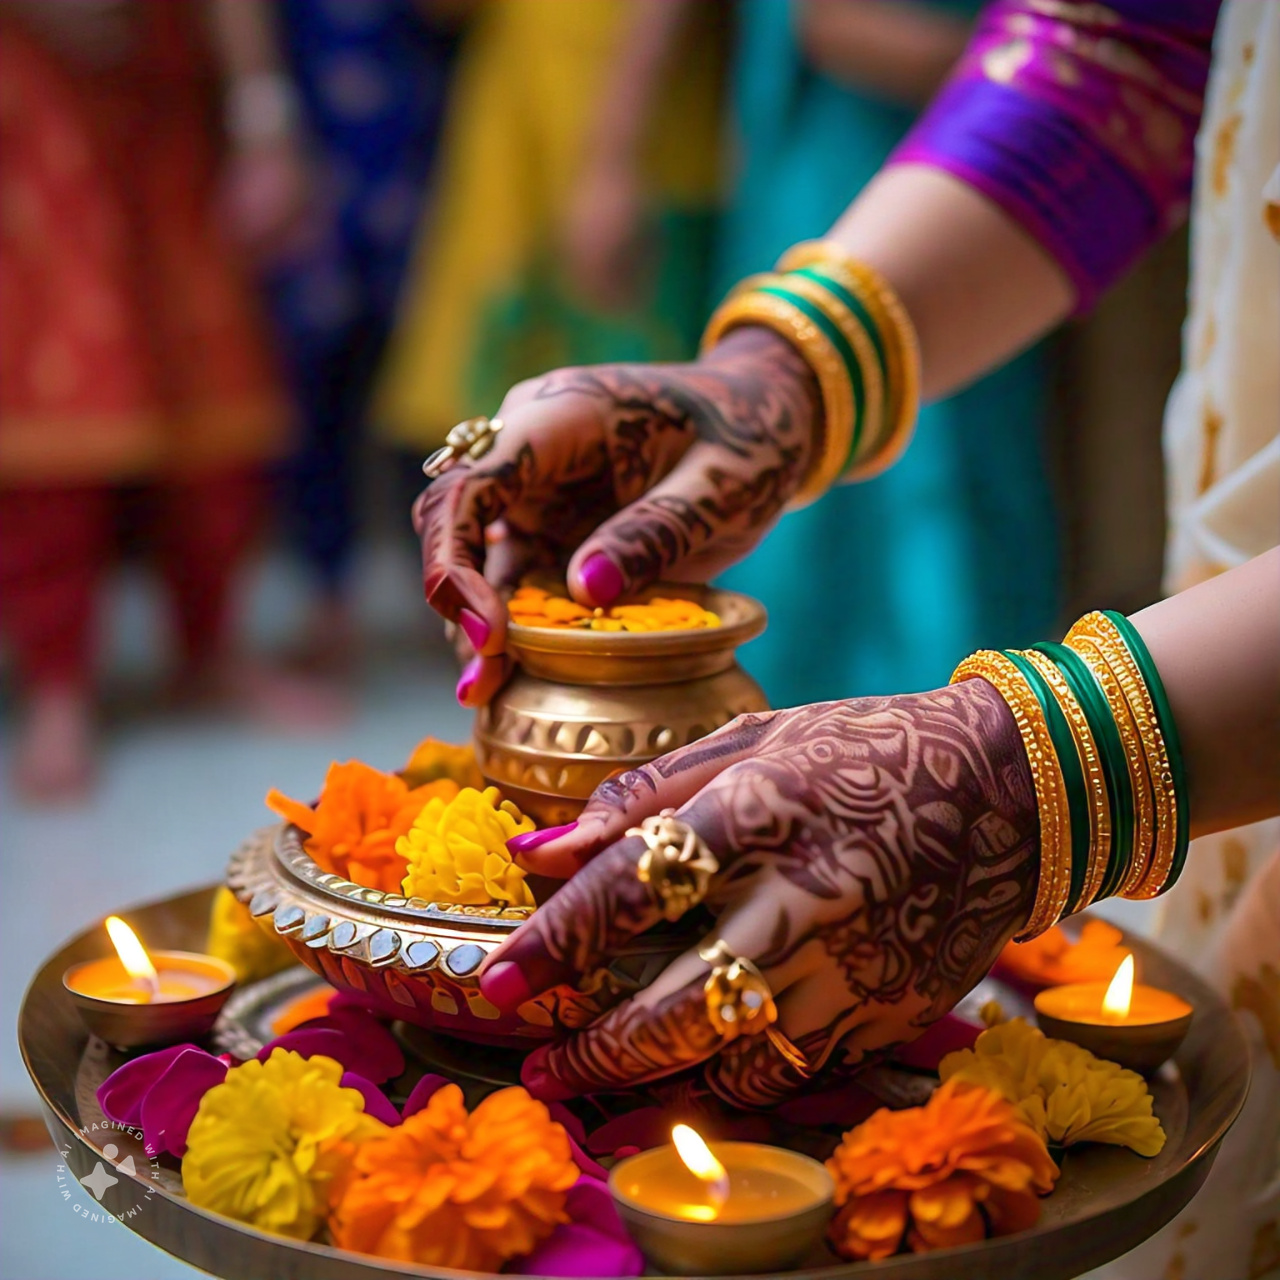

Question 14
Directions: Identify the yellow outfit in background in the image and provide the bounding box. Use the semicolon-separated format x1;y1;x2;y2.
375;0;723;450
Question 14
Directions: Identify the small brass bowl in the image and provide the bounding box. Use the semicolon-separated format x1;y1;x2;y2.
63;952;235;1049
479;584;769;824
227;823;696;1047
609;1141;834;1275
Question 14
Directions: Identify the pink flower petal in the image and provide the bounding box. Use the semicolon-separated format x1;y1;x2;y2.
400;1073;451;1119
340;1073;401;1127
513;1177;644;1276
141;1050;229;1158
262;1012;404;1084
892;1013;982;1072
776;1079;881;1128
585;1106;672;1156
97;1044;202;1128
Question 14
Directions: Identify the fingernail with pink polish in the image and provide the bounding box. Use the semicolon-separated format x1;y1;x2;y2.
579;553;624;606
480;960;532;1011
455;656;482;704
521;1053;574;1102
507;822;578;855
459;607;489;652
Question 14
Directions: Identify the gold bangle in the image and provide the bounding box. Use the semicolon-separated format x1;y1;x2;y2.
951;651;1073;939
763;271;885;475
701;286;854;508
1063;634;1156;898
1019;648;1112;909
776;241;920;481
1065;614;1178;898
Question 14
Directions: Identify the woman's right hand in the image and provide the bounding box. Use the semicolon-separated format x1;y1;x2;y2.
412;328;822;705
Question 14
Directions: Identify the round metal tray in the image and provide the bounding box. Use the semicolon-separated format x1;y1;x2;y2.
19;884;1249;1280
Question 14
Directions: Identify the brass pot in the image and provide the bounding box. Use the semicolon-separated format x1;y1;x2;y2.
476;586;770;824
226;824;693;1047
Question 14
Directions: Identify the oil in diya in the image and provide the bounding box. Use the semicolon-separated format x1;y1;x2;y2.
1035;954;1193;1074
608;1124;834;1275
63;917;235;1049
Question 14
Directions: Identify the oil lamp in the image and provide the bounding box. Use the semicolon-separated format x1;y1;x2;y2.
1034;953;1193;1073
63;917;235;1049
608;1123;833;1274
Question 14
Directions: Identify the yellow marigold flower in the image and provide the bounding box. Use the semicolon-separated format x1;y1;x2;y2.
329;1083;578;1272
400;737;485;791
939;1018;1167;1157
206;886;295;985
182;1049;388;1240
398;786;536;907
826;1080;1058;1260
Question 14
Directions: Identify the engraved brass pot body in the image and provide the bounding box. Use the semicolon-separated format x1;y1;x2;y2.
476;586;770;824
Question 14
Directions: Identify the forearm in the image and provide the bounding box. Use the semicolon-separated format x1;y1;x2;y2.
797;0;971;107
1131;549;1280;838
584;0;697;171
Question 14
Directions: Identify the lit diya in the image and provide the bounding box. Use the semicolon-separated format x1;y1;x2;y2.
64;916;235;1049
1034;954;1193;1074
609;1123;833;1275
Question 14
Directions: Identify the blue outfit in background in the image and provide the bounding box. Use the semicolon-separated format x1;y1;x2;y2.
716;0;1060;705
268;0;457;595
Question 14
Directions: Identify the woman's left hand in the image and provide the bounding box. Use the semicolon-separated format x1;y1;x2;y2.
479;678;1039;1108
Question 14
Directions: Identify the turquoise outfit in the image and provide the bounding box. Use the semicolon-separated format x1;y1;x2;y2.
716;0;1059;706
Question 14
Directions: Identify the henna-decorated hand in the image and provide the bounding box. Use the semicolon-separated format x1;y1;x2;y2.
478;679;1039;1108
411;329;820;705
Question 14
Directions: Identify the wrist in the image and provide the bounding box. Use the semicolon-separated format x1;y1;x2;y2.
700;327;824;468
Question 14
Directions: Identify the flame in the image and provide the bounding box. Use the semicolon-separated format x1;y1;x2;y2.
1102;954;1135;1019
105;916;160;999
672;1124;729;1219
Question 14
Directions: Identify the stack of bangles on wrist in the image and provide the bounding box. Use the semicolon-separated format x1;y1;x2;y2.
951;611;1191;940
700;240;921;506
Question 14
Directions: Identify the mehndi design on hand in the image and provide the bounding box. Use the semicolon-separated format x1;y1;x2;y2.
480;678;1039;1108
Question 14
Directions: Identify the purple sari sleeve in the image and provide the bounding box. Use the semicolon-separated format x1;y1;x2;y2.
891;0;1221;311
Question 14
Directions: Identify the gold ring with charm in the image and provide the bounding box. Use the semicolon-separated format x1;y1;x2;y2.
698;940;812;1076
421;415;505;482
629;809;719;922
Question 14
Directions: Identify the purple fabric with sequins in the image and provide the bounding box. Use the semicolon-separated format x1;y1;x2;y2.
892;0;1221;311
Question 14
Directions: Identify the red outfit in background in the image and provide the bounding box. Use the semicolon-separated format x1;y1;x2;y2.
0;1;288;693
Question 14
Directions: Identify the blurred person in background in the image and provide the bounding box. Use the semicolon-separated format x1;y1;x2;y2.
0;0;305;802
262;0;460;682
715;0;1058;706
374;0;726;465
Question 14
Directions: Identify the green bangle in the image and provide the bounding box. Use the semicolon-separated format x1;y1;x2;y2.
756;284;866;471
1102;611;1191;891
1033;641;1134;903
788;266;890;444
1003;649;1090;917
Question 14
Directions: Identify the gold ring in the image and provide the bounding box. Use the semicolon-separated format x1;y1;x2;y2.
421;416;506;480
698;939;776;1038
765;1025;812;1078
629;809;719;922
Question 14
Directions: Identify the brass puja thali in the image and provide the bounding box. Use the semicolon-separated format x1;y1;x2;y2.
20;884;1249;1280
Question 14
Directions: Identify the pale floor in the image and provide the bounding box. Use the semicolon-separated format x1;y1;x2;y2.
0;547;1158;1279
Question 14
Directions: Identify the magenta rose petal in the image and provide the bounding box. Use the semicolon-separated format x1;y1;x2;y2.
97;1044;208;1129
138;1050;229;1158
513;1177;644;1277
584;1106;672;1156
892;1013;982;1072
776;1079;881;1128
263;1014;404;1084
400;1073;451;1119
339;1073;401;1127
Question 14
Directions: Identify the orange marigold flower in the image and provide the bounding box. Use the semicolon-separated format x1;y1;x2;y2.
329;1083;579;1272
266;761;458;893
998;919;1131;988
507;585;721;631
826;1080;1059;1260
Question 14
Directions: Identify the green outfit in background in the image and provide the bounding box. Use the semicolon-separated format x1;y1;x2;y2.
717;0;1060;706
